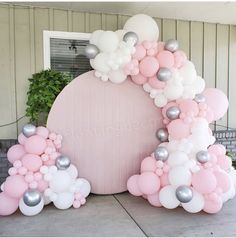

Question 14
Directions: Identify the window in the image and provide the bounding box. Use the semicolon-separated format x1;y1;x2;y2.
43;31;92;78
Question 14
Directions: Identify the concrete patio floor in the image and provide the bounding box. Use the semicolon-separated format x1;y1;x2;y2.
0;192;236;237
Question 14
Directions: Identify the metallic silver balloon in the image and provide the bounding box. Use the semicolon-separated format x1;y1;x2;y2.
164;39;179;52
194;94;206;103
175;185;193;203
156;128;169;142
156;67;172;81
55;155;71;170
196;150;210;163
154;146;169;162
23;190;42;207
123;31;139;46
84;44;100;59
22;124;36;138
166;106;181;120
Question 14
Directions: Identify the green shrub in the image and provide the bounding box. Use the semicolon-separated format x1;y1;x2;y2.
226;151;236;169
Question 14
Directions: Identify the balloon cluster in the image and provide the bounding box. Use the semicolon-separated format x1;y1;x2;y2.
0;124;91;216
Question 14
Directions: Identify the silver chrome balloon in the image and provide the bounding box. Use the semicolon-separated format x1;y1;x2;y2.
84;44;100;59
194;94;206;103
55;155;71;170
175;185;193;203
156;128;169;142
164;39;179;52
154;146;169;162
196;150;210;163
123;31;139;46
23;190;42;207
166;106;181;120
156;67;172;81
22;124;36;138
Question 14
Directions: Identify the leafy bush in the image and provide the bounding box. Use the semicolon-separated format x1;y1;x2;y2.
226;151;236;169
26;69;73;125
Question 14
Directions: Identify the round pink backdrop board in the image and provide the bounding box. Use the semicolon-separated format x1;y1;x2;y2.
47;71;163;194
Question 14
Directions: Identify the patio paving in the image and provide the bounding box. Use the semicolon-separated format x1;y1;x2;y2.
0;192;236;237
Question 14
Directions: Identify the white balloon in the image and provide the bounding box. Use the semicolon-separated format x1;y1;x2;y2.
90;30;104;45
164;83;184;100
168;151;189;167
179;61;197;85
194;76;206;94
159;185;180;209
143;83;152;93
97;31;119;53
123;14;159;42
43;195;51;205
108;69;127;84
168;166;192;186
19;197;44;216
182;85;196;99
115;29;127;41
0;182;4;191
49;171;72;193
154;94;168;107
74;178;91;198
93;53;110;73
67;164;78;179
53;192;74;210
182;190;204;213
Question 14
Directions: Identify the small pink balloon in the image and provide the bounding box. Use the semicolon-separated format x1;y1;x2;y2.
156;50;174;68
73;200;81;209
203;196;223;214
24;173;34;183
8;167;17;176
18;167;27;175
127;175;143;196
217;155;232;171
34;172;43;181
43;159;55;166
138;172;160;195
13;160;22;169
36;126;49;139
148;76;166;89
37;180;49;192
7;144;26;164
29;181;38;189
139;56;159;77
131;74;148;85
214;171;231;193
49;132;57;140
133;44;146;61
174;50;187;68
4;175;28;198
160;173;170;187
24;135;47;155
0;192;19;216
157;42;165;52
208;144;226;156
147;192;162;207
18;133;27;145
167;119;191;140
179;99;199;117
141;157;157;173
142;40;153;50
21;154;42;172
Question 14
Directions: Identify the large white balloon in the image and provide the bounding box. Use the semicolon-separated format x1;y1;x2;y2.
164;83;184;100
74;178;91;198
49;171;72;193
90;30;104;45
168;151;189;167
168;166;192;186
53;192;74;210
19;197;44;216
179;61;197;85
154;94;168;107
159;185;180;209
182;190;204;213
67;164;78;179
108;69;127;84
93;53;110;73
123;14;159;42
97;31;119;53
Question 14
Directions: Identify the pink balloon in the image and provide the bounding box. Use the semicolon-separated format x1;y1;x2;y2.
131;74;148;85
208;144;226;156
204;196;223;214
160;173;170;187
217;155;232;171
133;44;146;61
174;50;187;68
156;50;174;68
37;180;49;192
36;126;49;139
7;144;26;164
148;76;166;89
167;119;191;140
203;88;229;121
139;56;159;77
141;157;156;173
179;99;199;117
147;192;162;207
24;135;47;155
18;133;27;145
0;192;19;216
4;175;28;198
214;171;231;193
157;42;165;52
192;169;217;194
21;154;42;172
127;175;143;196
138;172;160;195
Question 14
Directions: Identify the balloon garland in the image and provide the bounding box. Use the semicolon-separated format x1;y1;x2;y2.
0;125;91;216
85;14;236;214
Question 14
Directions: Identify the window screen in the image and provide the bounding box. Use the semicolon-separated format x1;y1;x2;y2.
50;38;92;78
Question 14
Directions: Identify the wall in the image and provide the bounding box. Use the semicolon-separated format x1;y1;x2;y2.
0;3;236;139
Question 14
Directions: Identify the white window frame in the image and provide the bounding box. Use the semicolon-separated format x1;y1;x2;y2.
43;30;91;70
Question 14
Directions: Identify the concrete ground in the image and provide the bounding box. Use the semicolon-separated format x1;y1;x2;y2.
0;192;236;237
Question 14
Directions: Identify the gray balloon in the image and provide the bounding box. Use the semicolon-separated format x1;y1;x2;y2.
196;150;210;163
84;44;100;59
154;146;169;161
166;106;181;120
156;128;169;142
156;67;172;81
23;190;42;207
165;39;179;52
194;94;206;103
22;124;36;138
175;185;193;203
56;155;71;170
123;31;139;46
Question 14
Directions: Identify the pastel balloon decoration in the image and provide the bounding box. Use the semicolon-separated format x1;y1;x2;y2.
7;144;25;163
0;192;19;216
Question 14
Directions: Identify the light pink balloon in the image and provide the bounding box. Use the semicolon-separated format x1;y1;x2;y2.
192;169;217;194
18;133;27;145
147;192;162;207
148;76;166;89
141;157;156;173
0;192;19;216
139;56;159;77
203;88;229;121
37;180;49;192
160;173;170;187
208;144;226;156
214;171;231;193
217;155;232;171
157;42;165;52
133;44;146;61
127;175;143;196
167;119;191;140
203;196;223;214
179;99;199;117
173;50;187;68
4;175;28;198
156;50;174;68
36;126;49;139
131;74;148;85
21;154;42;172
7;144;26;164
24;135;47;155
138;172;160;195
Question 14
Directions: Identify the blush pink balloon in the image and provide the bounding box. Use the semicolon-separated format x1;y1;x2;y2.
0;192;19;216
36;126;49;139
21;154;42;172
4;175;28;198
141;157;156;173
157;42;165;52
179;99;199;117
138;172;160;195
203;88;229;121
148;76;166;89
167;119;191;140
37;180;49;192
173;50;187;68
156;50;175;68
18;133;27;145
192;169;217;194
214;171;231;193
217;155;232;171
208;144;226;156
133;44;146;61
147;192;162;207
131;74;148;85
127;175;143;196
24;135;47;155
7;144;26;164
160;173;170;187
203;196;223;214
139;56;159;77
